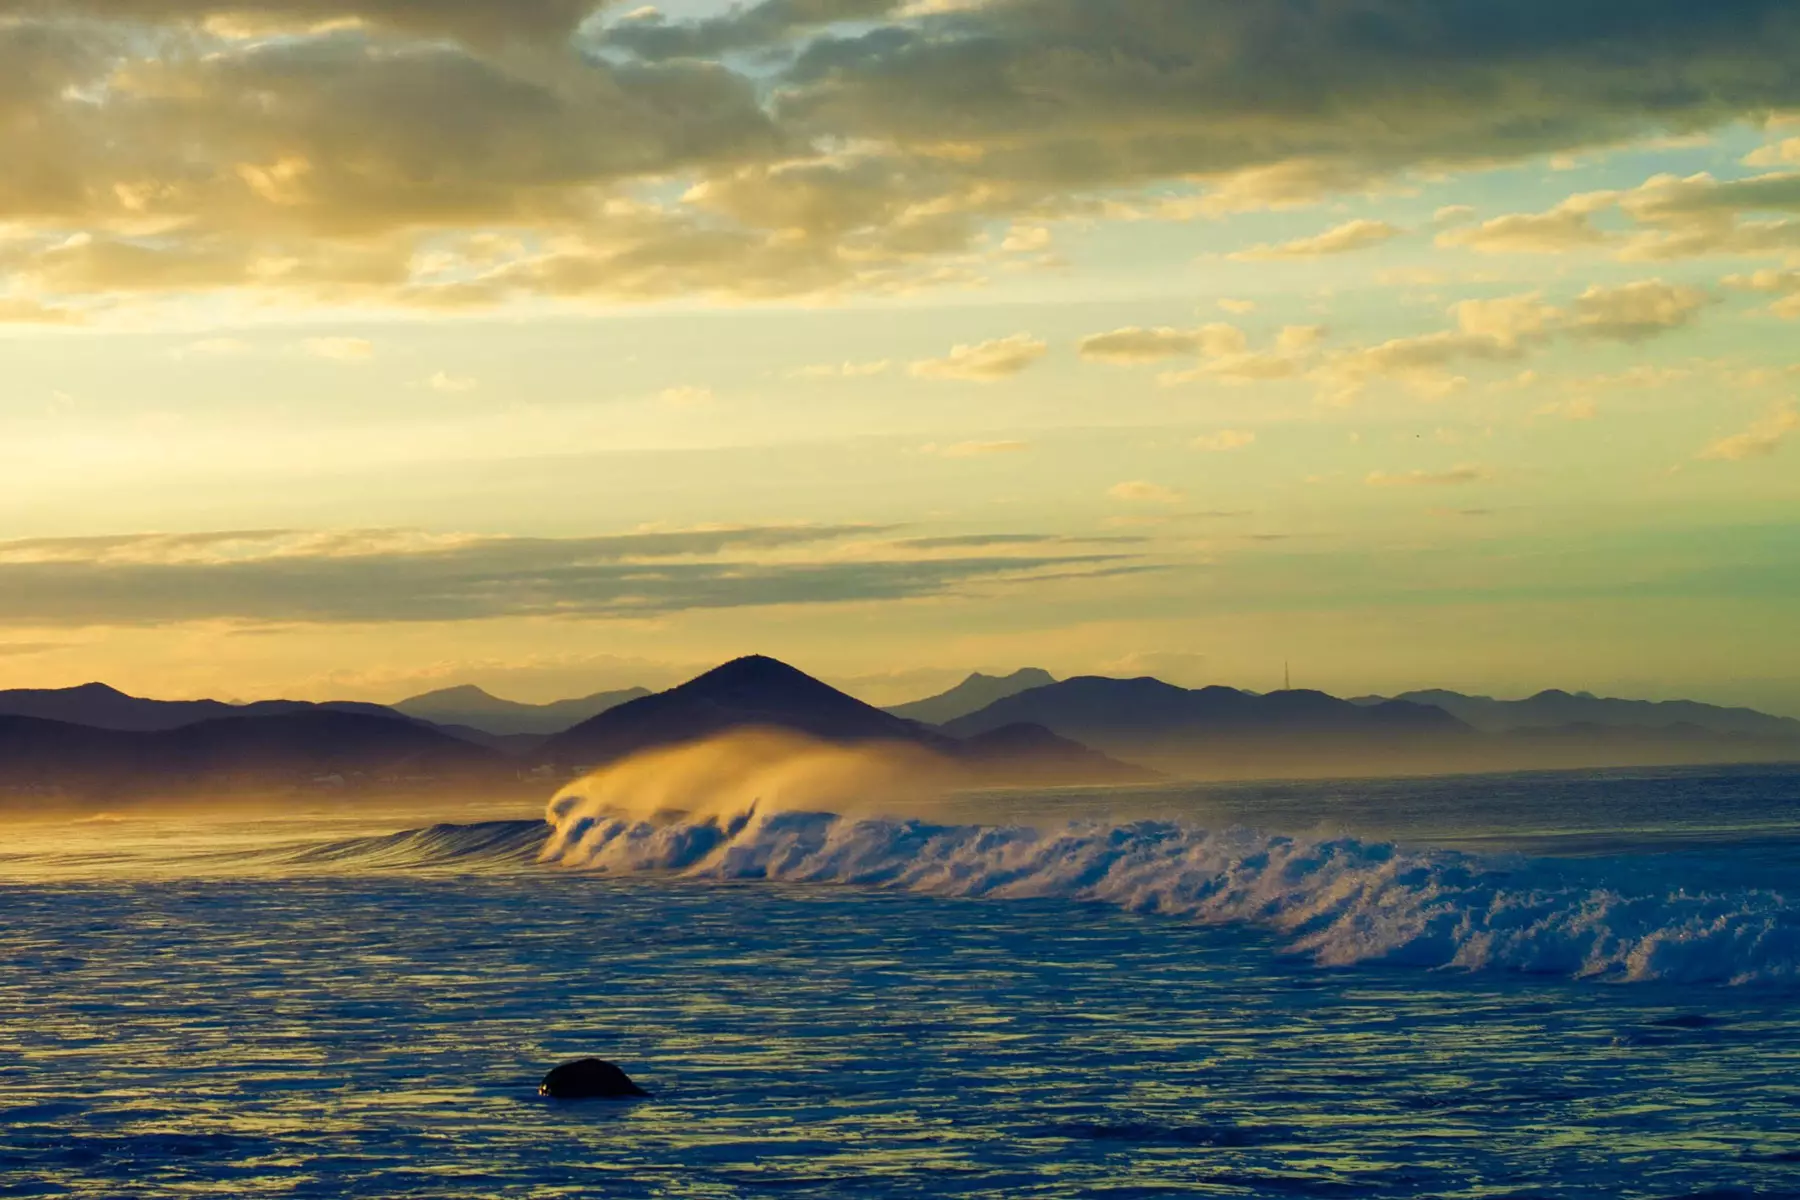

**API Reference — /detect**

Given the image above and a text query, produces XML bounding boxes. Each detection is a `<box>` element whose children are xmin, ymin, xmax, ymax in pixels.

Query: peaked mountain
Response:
<box><xmin>394</xmin><ymin>684</ymin><xmax>652</xmax><ymax>736</ymax></box>
<box><xmin>542</xmin><ymin>656</ymin><xmax>932</xmax><ymax>767</ymax></box>
<box><xmin>538</xmin><ymin>655</ymin><xmax>1146</xmax><ymax>784</ymax></box>
<box><xmin>942</xmin><ymin>677</ymin><xmax>1470</xmax><ymax>775</ymax></box>
<box><xmin>0</xmin><ymin>682</ymin><xmax>402</xmax><ymax>733</ymax></box>
<box><xmin>885</xmin><ymin>669</ymin><xmax>1057</xmax><ymax>726</ymax></box>
<box><xmin>1353</xmin><ymin>688</ymin><xmax>1800</xmax><ymax>740</ymax></box>
<box><xmin>0</xmin><ymin>709</ymin><xmax>503</xmax><ymax>800</ymax></box>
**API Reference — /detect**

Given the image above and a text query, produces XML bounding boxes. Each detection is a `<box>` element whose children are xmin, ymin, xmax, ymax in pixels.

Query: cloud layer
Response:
<box><xmin>0</xmin><ymin>526</ymin><xmax>1138</xmax><ymax>627</ymax></box>
<box><xmin>4</xmin><ymin>0</ymin><xmax>1800</xmax><ymax>313</ymax></box>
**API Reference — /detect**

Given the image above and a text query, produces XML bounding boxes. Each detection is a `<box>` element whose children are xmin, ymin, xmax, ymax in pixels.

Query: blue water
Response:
<box><xmin>3</xmin><ymin>765</ymin><xmax>1799</xmax><ymax>1197</ymax></box>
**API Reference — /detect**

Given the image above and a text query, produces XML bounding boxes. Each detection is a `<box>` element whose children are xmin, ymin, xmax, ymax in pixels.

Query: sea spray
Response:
<box><xmin>540</xmin><ymin>808</ymin><xmax>1798</xmax><ymax>984</ymax></box>
<box><xmin>536</xmin><ymin>736</ymin><xmax>1799</xmax><ymax>985</ymax></box>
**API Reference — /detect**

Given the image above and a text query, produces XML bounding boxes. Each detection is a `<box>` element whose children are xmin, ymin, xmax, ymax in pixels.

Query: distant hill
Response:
<box><xmin>1352</xmin><ymin>688</ymin><xmax>1800</xmax><ymax>740</ymax></box>
<box><xmin>0</xmin><ymin>682</ymin><xmax>401</xmax><ymax>733</ymax></box>
<box><xmin>394</xmin><ymin>684</ymin><xmax>652</xmax><ymax>736</ymax></box>
<box><xmin>885</xmin><ymin>669</ymin><xmax>1057</xmax><ymax>725</ymax></box>
<box><xmin>942</xmin><ymin>677</ymin><xmax>1471</xmax><ymax>776</ymax></box>
<box><xmin>0</xmin><ymin>709</ymin><xmax>503</xmax><ymax>801</ymax></box>
<box><xmin>950</xmin><ymin>722</ymin><xmax>1158</xmax><ymax>784</ymax></box>
<box><xmin>540</xmin><ymin>656</ymin><xmax>1144</xmax><ymax>785</ymax></box>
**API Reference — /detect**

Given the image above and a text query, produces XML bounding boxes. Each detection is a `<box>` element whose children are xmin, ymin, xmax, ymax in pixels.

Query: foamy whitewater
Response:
<box><xmin>4</xmin><ymin>764</ymin><xmax>1799</xmax><ymax>1197</ymax></box>
<box><xmin>542</xmin><ymin>808</ymin><xmax>1798</xmax><ymax>986</ymax></box>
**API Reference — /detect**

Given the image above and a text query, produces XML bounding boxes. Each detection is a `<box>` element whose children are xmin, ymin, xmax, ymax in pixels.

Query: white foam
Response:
<box><xmin>542</xmin><ymin>806</ymin><xmax>1800</xmax><ymax>986</ymax></box>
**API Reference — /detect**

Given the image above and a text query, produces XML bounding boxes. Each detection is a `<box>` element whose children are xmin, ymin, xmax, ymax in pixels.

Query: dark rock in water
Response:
<box><xmin>539</xmin><ymin>1058</ymin><xmax>650</xmax><ymax>1099</ymax></box>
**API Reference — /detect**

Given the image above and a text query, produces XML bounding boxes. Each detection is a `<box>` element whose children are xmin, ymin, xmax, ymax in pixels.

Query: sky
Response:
<box><xmin>0</xmin><ymin>0</ymin><xmax>1797</xmax><ymax>713</ymax></box>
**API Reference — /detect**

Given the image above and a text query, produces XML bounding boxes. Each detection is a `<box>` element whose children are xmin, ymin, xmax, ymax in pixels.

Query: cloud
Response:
<box><xmin>1080</xmin><ymin>322</ymin><xmax>1323</xmax><ymax>386</ymax></box>
<box><xmin>1318</xmin><ymin>281</ymin><xmax>1706</xmax><ymax>401</ymax></box>
<box><xmin>1366</xmin><ymin>465</ymin><xmax>1497</xmax><ymax>487</ymax></box>
<box><xmin>424</xmin><ymin>371</ymin><xmax>478</xmax><ymax>392</ymax></box>
<box><xmin>910</xmin><ymin>334</ymin><xmax>1047</xmax><ymax>381</ymax></box>
<box><xmin>1193</xmin><ymin>430</ymin><xmax>1256</xmax><ymax>452</ymax></box>
<box><xmin>1699</xmin><ymin>406</ymin><xmax>1800</xmax><ymax>460</ymax></box>
<box><xmin>1229</xmin><ymin>218</ymin><xmax>1401</xmax><ymax>260</ymax></box>
<box><xmin>1745</xmin><ymin>137</ymin><xmax>1800</xmax><ymax>167</ymax></box>
<box><xmin>1108</xmin><ymin>481</ymin><xmax>1185</xmax><ymax>504</ymax></box>
<box><xmin>0</xmin><ymin>525</ymin><xmax>1140</xmax><ymax>627</ymax></box>
<box><xmin>1318</xmin><ymin>294</ymin><xmax>1560</xmax><ymax>401</ymax></box>
<box><xmin>0</xmin><ymin>0</ymin><xmax>1790</xmax><ymax>320</ymax></box>
<box><xmin>1217</xmin><ymin>298</ymin><xmax>1257</xmax><ymax>314</ymax></box>
<box><xmin>0</xmin><ymin>2</ymin><xmax>1793</xmax><ymax>318</ymax></box>
<box><xmin>1077</xmin><ymin>324</ymin><xmax>1241</xmax><ymax>365</ymax></box>
<box><xmin>1436</xmin><ymin>193</ymin><xmax>1617</xmax><ymax>254</ymax></box>
<box><xmin>1567</xmin><ymin>279</ymin><xmax>1708</xmax><ymax>341</ymax></box>
<box><xmin>0</xmin><ymin>1</ymin><xmax>610</xmax><ymax>46</ymax></box>
<box><xmin>1614</xmin><ymin>171</ymin><xmax>1800</xmax><ymax>260</ymax></box>
<box><xmin>1723</xmin><ymin>267</ymin><xmax>1800</xmax><ymax>317</ymax></box>
<box><xmin>924</xmin><ymin>440</ymin><xmax>1032</xmax><ymax>457</ymax></box>
<box><xmin>304</xmin><ymin>336</ymin><xmax>374</xmax><ymax>361</ymax></box>
<box><xmin>792</xmin><ymin>360</ymin><xmax>892</xmax><ymax>378</ymax></box>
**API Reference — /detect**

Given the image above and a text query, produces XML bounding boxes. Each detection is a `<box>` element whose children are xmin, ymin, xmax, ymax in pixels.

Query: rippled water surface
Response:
<box><xmin>3</xmin><ymin>766</ymin><xmax>1799</xmax><ymax>1198</ymax></box>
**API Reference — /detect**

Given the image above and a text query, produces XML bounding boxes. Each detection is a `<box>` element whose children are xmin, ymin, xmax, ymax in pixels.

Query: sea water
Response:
<box><xmin>3</xmin><ymin>765</ymin><xmax>1798</xmax><ymax>1198</ymax></box>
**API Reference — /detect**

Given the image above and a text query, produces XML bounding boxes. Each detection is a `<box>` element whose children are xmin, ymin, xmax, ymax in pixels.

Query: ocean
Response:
<box><xmin>3</xmin><ymin>764</ymin><xmax>1798</xmax><ymax>1198</ymax></box>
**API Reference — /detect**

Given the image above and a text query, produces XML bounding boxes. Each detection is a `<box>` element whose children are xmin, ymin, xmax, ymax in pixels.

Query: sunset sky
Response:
<box><xmin>1</xmin><ymin>0</ymin><xmax>1796</xmax><ymax>713</ymax></box>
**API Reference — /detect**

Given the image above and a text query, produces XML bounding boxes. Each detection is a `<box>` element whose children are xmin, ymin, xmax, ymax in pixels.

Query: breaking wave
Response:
<box><xmin>268</xmin><ymin>820</ymin><xmax>549</xmax><ymax>871</ymax></box>
<box><xmin>540</xmin><ymin>805</ymin><xmax>1800</xmax><ymax>986</ymax></box>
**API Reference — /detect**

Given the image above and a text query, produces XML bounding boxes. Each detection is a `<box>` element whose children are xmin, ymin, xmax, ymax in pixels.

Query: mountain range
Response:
<box><xmin>540</xmin><ymin>656</ymin><xmax>1150</xmax><ymax>785</ymax></box>
<box><xmin>884</xmin><ymin>669</ymin><xmax>1056</xmax><ymax>725</ymax></box>
<box><xmin>393</xmin><ymin>685</ymin><xmax>651</xmax><ymax>736</ymax></box>
<box><xmin>2</xmin><ymin>665</ymin><xmax>1795</xmax><ymax>807</ymax></box>
<box><xmin>940</xmin><ymin>677</ymin><xmax>1472</xmax><ymax>776</ymax></box>
<box><xmin>1351</xmin><ymin>688</ymin><xmax>1800</xmax><ymax>740</ymax></box>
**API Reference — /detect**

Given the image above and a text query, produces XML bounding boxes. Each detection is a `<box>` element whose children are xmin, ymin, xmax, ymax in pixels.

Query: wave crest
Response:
<box><xmin>541</xmin><ymin>806</ymin><xmax>1798</xmax><ymax>986</ymax></box>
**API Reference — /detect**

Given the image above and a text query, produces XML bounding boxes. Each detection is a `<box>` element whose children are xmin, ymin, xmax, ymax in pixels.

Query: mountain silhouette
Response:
<box><xmin>542</xmin><ymin>656</ymin><xmax>937</xmax><ymax>767</ymax></box>
<box><xmin>942</xmin><ymin>677</ymin><xmax>1470</xmax><ymax>775</ymax></box>
<box><xmin>0</xmin><ymin>709</ymin><xmax>502</xmax><ymax>799</ymax></box>
<box><xmin>0</xmin><ymin>682</ymin><xmax>401</xmax><ymax>733</ymax></box>
<box><xmin>1354</xmin><ymin>688</ymin><xmax>1800</xmax><ymax>740</ymax></box>
<box><xmin>885</xmin><ymin>669</ymin><xmax>1057</xmax><ymax>725</ymax></box>
<box><xmin>394</xmin><ymin>684</ymin><xmax>652</xmax><ymax>736</ymax></box>
<box><xmin>538</xmin><ymin>655</ymin><xmax>1145</xmax><ymax>783</ymax></box>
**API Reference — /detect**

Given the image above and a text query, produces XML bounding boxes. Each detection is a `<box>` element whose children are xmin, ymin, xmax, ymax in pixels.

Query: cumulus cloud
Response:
<box><xmin>1319</xmin><ymin>282</ymin><xmax>1705</xmax><ymax>401</ymax></box>
<box><xmin>1745</xmin><ymin>137</ymin><xmax>1800</xmax><ymax>167</ymax></box>
<box><xmin>1698</xmin><ymin>406</ymin><xmax>1800</xmax><ymax>461</ymax></box>
<box><xmin>0</xmin><ymin>525</ymin><xmax>1138</xmax><ymax>627</ymax></box>
<box><xmin>910</xmin><ymin>334</ymin><xmax>1047</xmax><ymax>381</ymax></box>
<box><xmin>1724</xmin><ymin>268</ymin><xmax>1800</xmax><ymax>317</ymax></box>
<box><xmin>1230</xmin><ymin>218</ymin><xmax>1401</xmax><ymax>260</ymax></box>
<box><xmin>1567</xmin><ymin>279</ymin><xmax>1708</xmax><ymax>341</ymax></box>
<box><xmin>1318</xmin><ymin>294</ymin><xmax>1560</xmax><ymax>401</ymax></box>
<box><xmin>1436</xmin><ymin>193</ymin><xmax>1617</xmax><ymax>255</ymax></box>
